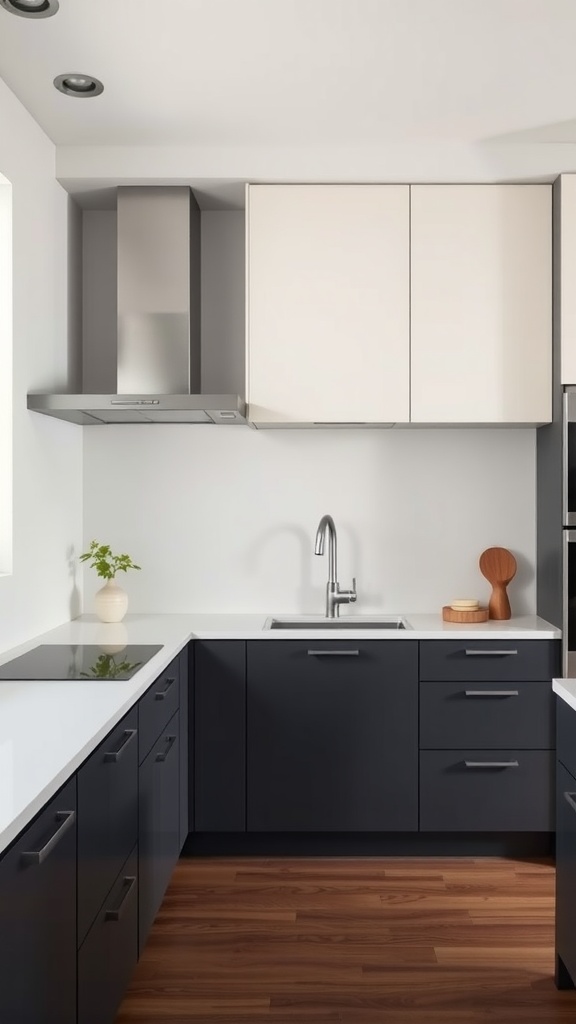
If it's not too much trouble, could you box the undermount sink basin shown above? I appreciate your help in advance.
[265,617,408,630]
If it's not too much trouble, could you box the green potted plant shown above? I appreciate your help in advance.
[79,541,141,622]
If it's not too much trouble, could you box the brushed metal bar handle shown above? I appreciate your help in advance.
[21,810,75,865]
[464,649,518,656]
[464,760,519,769]
[155,734,177,762]
[307,650,360,657]
[105,876,137,921]
[465,690,519,697]
[564,792,576,815]
[155,677,176,701]
[104,728,137,763]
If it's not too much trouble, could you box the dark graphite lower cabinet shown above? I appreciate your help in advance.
[556,698,576,989]
[419,639,558,833]
[78,846,138,1024]
[194,641,246,831]
[556,759,576,988]
[0,777,77,1024]
[77,707,138,946]
[247,640,419,831]
[139,710,181,952]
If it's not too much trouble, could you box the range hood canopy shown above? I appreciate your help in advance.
[27,186,246,425]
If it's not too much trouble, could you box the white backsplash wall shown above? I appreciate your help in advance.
[83,426,537,617]
[0,78,83,654]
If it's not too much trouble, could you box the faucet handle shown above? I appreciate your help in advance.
[350,577,357,603]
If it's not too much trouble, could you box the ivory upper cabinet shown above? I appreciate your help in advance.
[559,175,576,385]
[246,184,410,425]
[410,185,552,424]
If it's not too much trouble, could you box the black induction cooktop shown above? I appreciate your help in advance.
[0,644,163,681]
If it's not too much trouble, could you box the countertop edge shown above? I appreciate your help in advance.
[554,678,576,713]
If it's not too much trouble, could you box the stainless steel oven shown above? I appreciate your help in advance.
[563,389,576,526]
[564,531,576,677]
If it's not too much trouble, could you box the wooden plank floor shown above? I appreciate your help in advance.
[115,856,576,1023]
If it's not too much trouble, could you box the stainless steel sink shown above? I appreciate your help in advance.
[265,616,408,630]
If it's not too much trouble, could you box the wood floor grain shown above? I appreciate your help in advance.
[115,855,575,1023]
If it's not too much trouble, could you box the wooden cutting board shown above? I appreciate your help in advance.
[479,547,517,620]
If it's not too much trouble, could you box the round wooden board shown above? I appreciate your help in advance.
[442,605,489,623]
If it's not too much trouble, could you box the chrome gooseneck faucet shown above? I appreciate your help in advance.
[314,514,357,618]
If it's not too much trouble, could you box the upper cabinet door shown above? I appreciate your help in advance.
[560,175,576,386]
[246,184,410,425]
[410,185,552,424]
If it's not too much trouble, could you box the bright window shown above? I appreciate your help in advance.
[0,173,12,576]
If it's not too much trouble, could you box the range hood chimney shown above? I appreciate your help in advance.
[28,186,247,425]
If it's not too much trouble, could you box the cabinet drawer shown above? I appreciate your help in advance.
[139,656,180,764]
[0,777,77,1024]
[77,708,138,945]
[420,750,554,831]
[419,640,557,682]
[139,711,180,953]
[78,847,138,1024]
[420,681,554,750]
[557,697,576,780]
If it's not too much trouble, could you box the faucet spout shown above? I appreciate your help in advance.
[314,514,337,583]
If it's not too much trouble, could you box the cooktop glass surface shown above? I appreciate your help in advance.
[0,644,163,681]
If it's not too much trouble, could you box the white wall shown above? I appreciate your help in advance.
[83,426,537,617]
[0,78,83,653]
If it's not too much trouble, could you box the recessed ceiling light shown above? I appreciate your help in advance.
[0,0,59,18]
[54,74,104,98]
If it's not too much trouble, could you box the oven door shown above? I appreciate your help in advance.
[564,390,576,526]
[564,530,576,677]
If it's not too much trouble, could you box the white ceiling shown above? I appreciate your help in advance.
[1,0,576,149]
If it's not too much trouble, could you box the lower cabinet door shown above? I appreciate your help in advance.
[556,762,576,985]
[247,641,418,831]
[139,711,180,952]
[0,778,77,1024]
[420,750,554,831]
[78,847,138,1024]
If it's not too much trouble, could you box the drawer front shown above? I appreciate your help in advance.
[77,707,138,946]
[78,847,138,1024]
[420,750,554,831]
[419,640,558,682]
[0,777,77,1024]
[558,696,576,780]
[420,680,554,750]
[139,656,180,764]
[139,711,180,953]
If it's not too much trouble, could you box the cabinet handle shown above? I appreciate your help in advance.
[464,760,519,769]
[465,690,519,698]
[564,792,576,815]
[155,676,176,701]
[155,734,177,762]
[464,649,518,656]
[104,728,137,763]
[20,810,75,866]
[105,875,136,922]
[307,650,359,657]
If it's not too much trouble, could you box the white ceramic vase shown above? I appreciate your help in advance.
[94,579,128,623]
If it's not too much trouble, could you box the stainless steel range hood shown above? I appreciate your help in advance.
[27,186,247,425]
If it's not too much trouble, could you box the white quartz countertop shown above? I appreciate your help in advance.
[554,678,576,713]
[0,611,560,857]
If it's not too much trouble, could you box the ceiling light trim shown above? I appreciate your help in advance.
[54,74,104,98]
[0,0,59,18]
